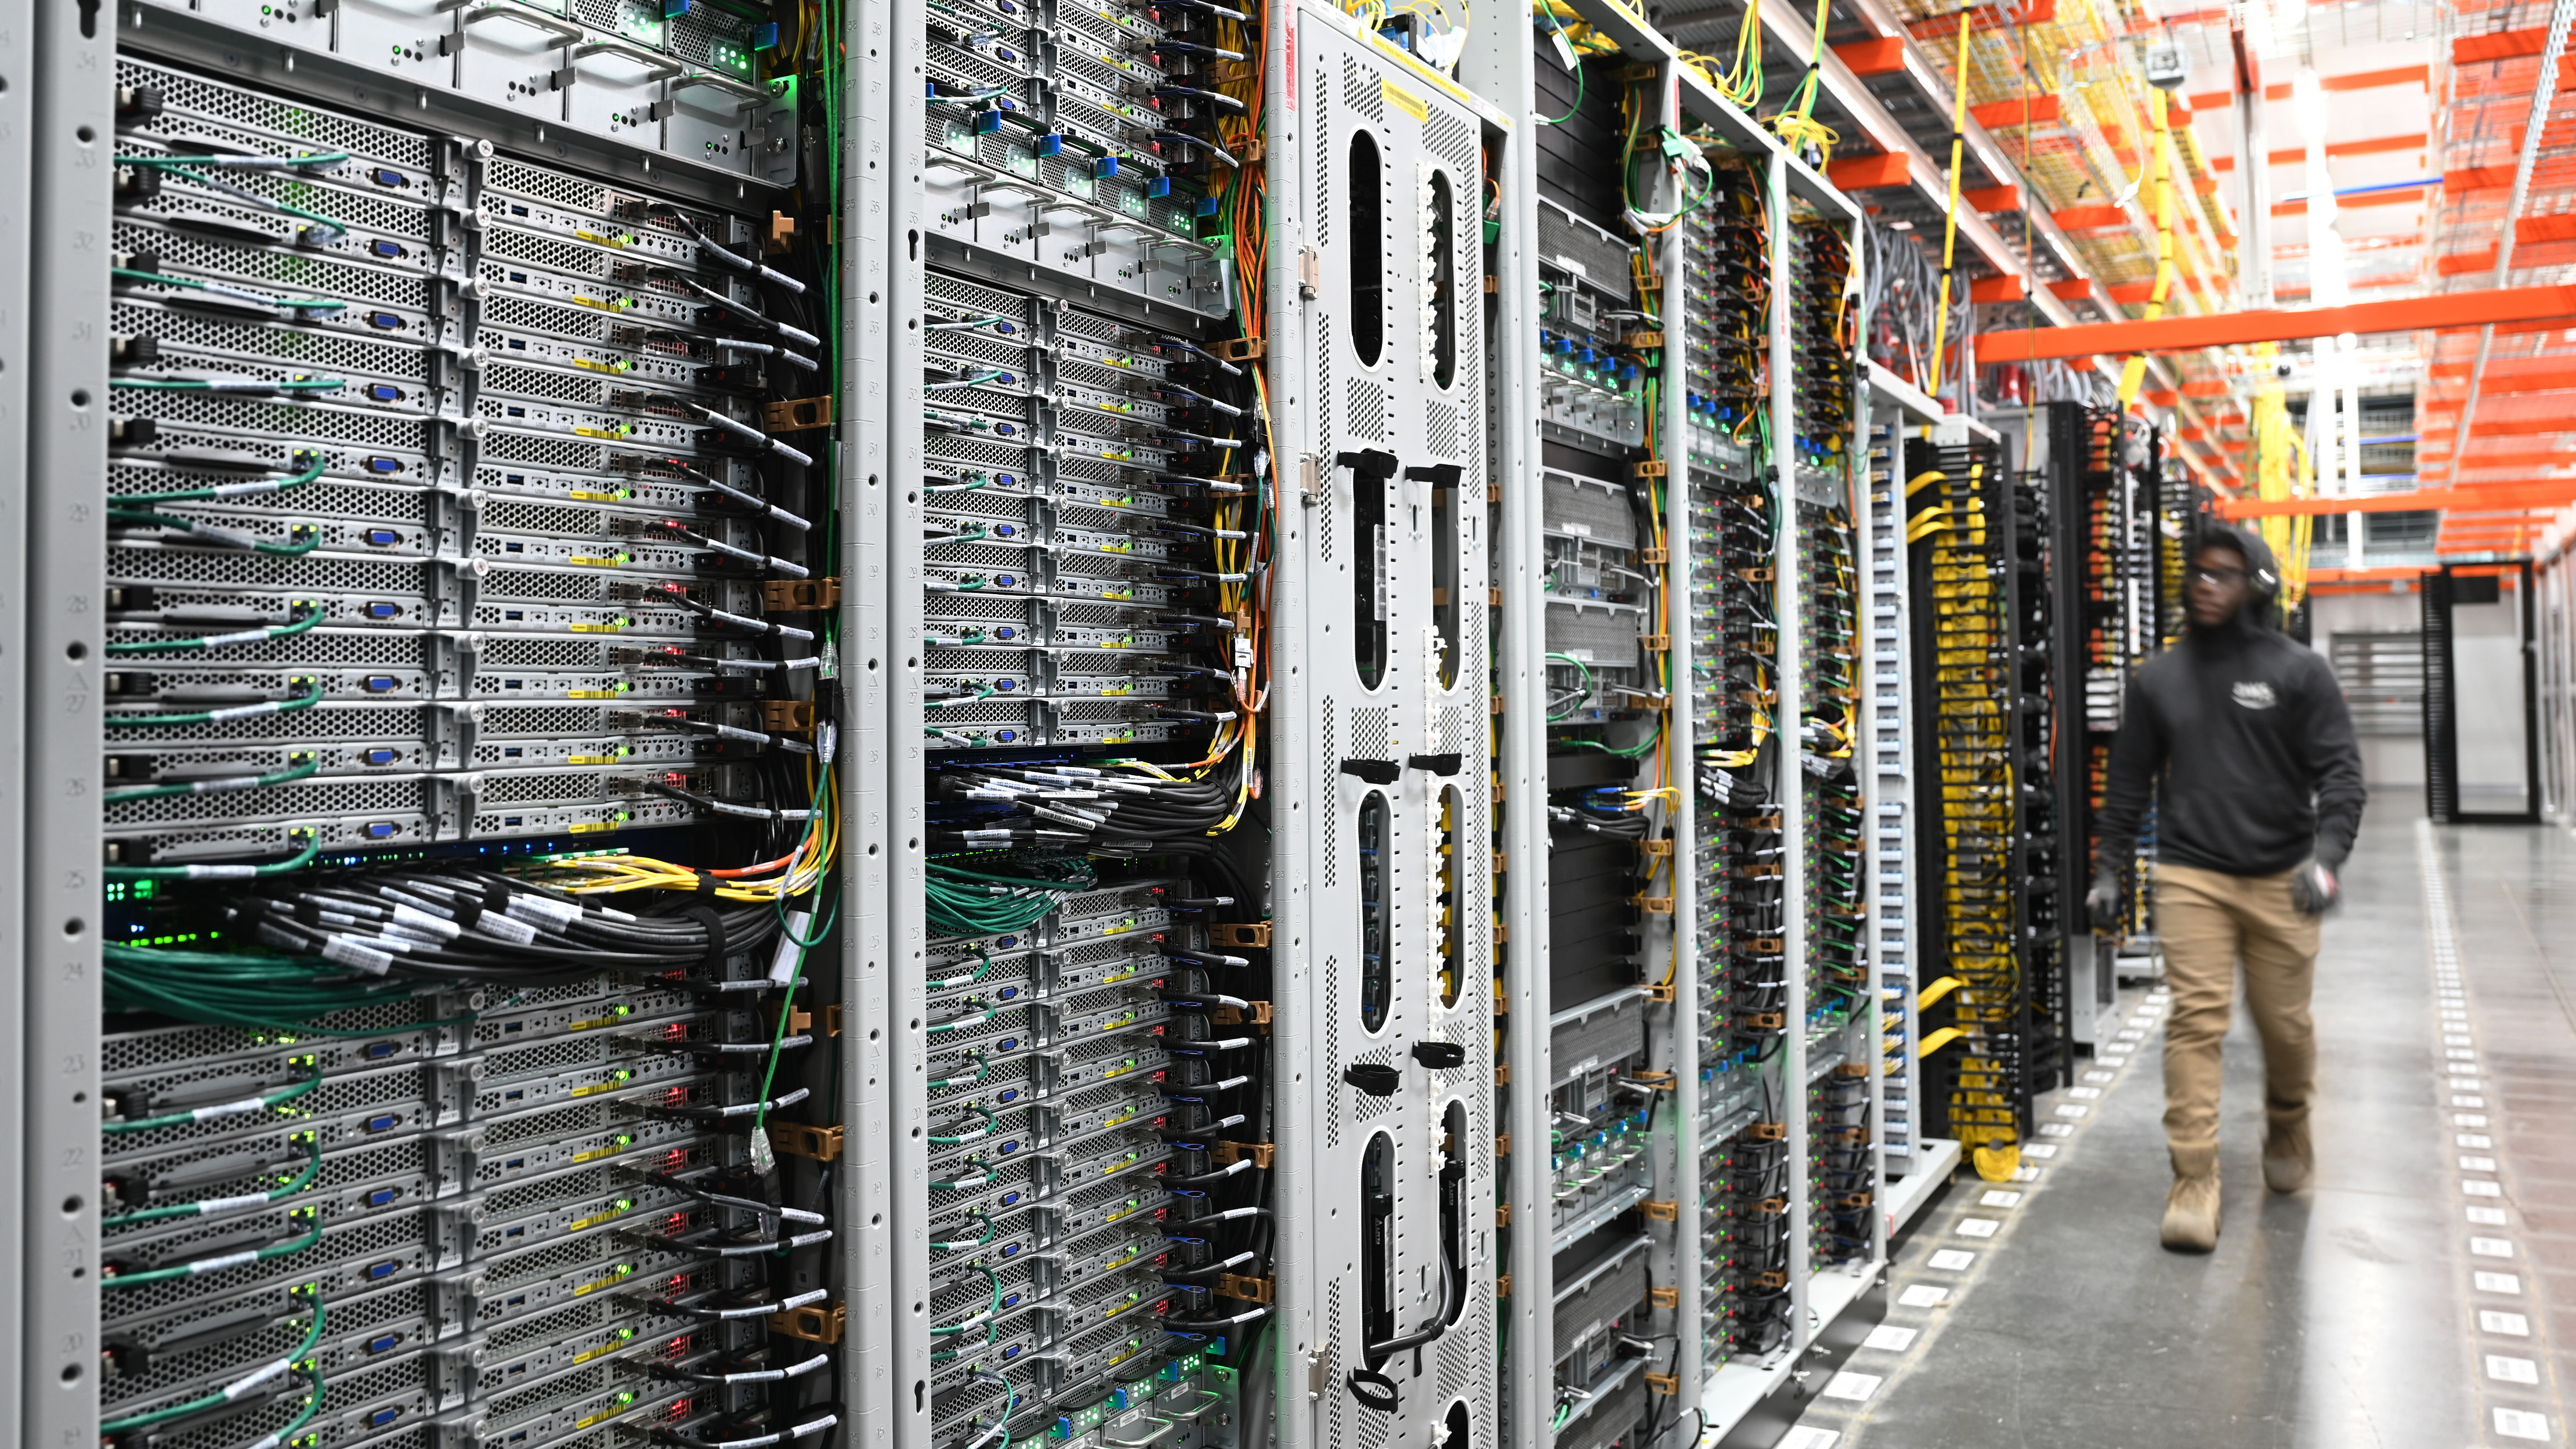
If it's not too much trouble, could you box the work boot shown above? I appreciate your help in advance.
[2162,1143,2220,1253]
[2264,1111,2314,1193]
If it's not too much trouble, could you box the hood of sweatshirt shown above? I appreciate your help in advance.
[2188,521,2282,635]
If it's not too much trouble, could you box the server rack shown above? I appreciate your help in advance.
[2045,403,2146,1048]
[37,13,854,1449]
[12,0,1931,1441]
[2007,466,2068,1099]
[2422,562,2542,826]
[1904,428,2036,1172]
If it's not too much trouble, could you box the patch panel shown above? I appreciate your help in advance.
[1536,199,1648,452]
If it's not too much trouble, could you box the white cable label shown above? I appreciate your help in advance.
[391,903,462,939]
[323,935,395,975]
[469,912,538,946]
[506,894,584,930]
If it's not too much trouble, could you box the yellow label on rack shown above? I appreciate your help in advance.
[570,623,625,635]
[569,490,628,501]
[1379,77,1428,122]
[567,1203,631,1233]
[569,754,621,765]
[572,1267,634,1298]
[569,555,629,568]
[569,689,623,700]
[570,819,621,833]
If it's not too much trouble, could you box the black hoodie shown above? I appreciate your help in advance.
[2092,523,2367,878]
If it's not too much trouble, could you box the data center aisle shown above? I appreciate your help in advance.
[1775,807,2576,1448]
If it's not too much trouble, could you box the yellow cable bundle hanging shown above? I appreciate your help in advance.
[2115,84,2180,412]
[1923,6,1975,400]
[1770,0,1842,165]
[2246,345,2314,609]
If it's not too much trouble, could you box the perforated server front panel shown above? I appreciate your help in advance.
[90,31,845,1449]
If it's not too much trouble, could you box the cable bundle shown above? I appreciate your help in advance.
[1905,434,2031,1178]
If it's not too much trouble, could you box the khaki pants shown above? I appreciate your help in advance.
[2154,862,2320,1155]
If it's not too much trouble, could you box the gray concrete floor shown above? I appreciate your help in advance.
[1780,807,2576,1448]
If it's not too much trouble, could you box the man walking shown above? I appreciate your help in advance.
[2088,523,2366,1252]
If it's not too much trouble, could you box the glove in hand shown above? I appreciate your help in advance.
[2085,869,2123,933]
[2289,859,2339,916]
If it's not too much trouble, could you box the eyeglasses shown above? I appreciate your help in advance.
[2188,566,2249,586]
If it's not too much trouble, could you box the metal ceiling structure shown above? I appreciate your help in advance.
[1718,0,2576,568]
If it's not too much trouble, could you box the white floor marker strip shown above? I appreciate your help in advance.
[2422,820,2559,1446]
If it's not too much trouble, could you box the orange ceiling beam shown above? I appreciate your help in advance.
[1971,96,2061,129]
[2214,135,2432,171]
[2258,65,2430,98]
[2212,482,2576,518]
[1833,38,1905,75]
[2424,364,2576,392]
[2053,205,2131,232]
[2441,514,2559,525]
[2271,187,2428,216]
[2308,566,2438,586]
[1825,153,1912,191]
[1976,285,2576,363]
[2417,451,2575,470]
[2286,133,2429,164]
[2420,417,2576,439]
[2453,23,2576,64]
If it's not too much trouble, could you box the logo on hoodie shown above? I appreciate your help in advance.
[2232,680,2278,710]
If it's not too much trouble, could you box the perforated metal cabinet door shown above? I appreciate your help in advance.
[1283,6,1495,1443]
